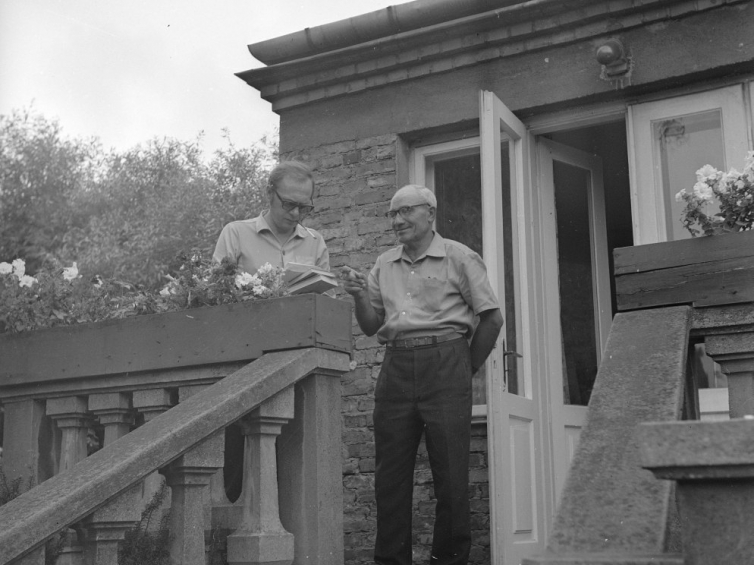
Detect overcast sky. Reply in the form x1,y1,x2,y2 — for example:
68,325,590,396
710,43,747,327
0,0,409,155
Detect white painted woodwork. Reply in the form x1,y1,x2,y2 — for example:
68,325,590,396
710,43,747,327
480,90,547,565
628,85,750,245
536,139,610,507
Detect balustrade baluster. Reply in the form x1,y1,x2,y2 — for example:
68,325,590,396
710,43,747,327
81,393,140,565
46,397,90,564
162,431,225,565
227,386,295,565
706,332,754,418
160,385,224,565
133,388,175,505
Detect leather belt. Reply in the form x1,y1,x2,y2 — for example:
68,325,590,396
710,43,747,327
386,333,464,350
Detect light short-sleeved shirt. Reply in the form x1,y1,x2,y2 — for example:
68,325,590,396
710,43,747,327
213,212,329,275
368,232,499,344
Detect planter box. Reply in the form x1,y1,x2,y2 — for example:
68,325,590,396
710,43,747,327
614,230,754,312
0,294,352,389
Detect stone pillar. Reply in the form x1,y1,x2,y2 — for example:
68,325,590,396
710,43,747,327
706,332,754,419
45,396,90,474
45,397,90,563
1,399,45,484
82,393,140,565
132,388,174,504
278,374,344,565
88,392,134,446
640,418,754,565
227,386,295,565
162,431,225,565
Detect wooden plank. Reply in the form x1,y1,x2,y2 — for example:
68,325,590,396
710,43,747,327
614,230,754,275
0,295,352,388
616,256,754,311
0,348,351,564
614,231,754,311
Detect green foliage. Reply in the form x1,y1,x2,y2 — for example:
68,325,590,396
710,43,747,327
0,465,34,506
118,481,171,565
0,253,289,334
0,108,277,288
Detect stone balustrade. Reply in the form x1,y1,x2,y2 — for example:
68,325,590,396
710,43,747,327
0,295,352,565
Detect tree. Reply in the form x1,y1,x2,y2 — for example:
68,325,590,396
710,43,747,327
0,108,277,288
0,108,100,273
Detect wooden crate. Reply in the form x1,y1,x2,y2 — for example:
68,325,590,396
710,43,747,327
614,230,754,312
0,294,352,388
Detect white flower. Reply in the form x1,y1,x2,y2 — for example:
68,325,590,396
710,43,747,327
692,181,714,202
256,263,274,276
0,262,12,275
18,275,37,288
11,259,25,277
93,275,103,288
675,189,687,202
235,272,259,289
159,287,171,297
695,164,719,182
62,262,79,281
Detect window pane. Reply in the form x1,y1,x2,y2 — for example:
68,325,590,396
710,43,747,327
553,161,598,406
433,145,518,400
652,110,725,240
434,154,483,255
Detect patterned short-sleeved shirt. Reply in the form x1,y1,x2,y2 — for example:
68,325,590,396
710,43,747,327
368,232,499,344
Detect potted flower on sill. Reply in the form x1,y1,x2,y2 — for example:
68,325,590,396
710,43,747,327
615,152,754,311
675,151,754,237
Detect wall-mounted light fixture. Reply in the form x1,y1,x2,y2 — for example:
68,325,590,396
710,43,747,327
596,38,632,80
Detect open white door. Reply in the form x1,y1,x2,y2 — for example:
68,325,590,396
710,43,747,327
537,138,611,504
480,91,547,564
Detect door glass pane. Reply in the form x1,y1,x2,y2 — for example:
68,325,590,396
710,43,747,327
432,142,518,400
553,161,598,406
652,110,725,241
435,154,483,255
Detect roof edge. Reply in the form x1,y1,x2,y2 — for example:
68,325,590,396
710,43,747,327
248,0,526,65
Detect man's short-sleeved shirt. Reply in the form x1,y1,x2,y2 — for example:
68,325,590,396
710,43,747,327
213,212,329,274
367,232,499,344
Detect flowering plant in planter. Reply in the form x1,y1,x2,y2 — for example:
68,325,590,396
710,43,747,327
0,252,288,334
675,151,754,236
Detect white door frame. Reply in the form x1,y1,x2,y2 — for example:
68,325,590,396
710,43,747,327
536,138,611,505
480,90,549,564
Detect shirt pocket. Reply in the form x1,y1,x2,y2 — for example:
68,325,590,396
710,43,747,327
417,276,447,312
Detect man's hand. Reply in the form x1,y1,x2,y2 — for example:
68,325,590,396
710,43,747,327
340,266,368,297
339,266,382,336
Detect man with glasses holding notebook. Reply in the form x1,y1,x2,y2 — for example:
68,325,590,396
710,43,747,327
213,160,329,274
342,184,503,565
213,160,330,500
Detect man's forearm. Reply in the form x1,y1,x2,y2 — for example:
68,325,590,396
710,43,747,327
469,309,504,372
353,292,383,337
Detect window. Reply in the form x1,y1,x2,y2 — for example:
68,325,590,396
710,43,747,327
629,84,751,244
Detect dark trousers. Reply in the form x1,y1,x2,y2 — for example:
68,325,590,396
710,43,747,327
373,338,473,565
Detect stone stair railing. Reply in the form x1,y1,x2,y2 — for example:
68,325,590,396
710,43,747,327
0,295,352,565
0,348,350,565
524,232,754,565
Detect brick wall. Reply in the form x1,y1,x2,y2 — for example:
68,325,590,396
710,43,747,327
283,135,491,565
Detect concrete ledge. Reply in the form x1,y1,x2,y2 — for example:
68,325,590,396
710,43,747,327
639,419,754,479
522,553,684,565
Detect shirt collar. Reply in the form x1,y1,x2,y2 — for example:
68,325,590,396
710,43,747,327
386,232,447,263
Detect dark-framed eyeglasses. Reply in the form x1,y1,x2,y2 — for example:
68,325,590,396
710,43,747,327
385,203,430,219
274,191,314,216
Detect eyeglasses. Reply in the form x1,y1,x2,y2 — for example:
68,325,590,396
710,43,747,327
385,203,430,219
274,191,314,216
